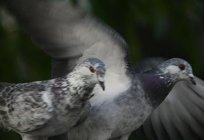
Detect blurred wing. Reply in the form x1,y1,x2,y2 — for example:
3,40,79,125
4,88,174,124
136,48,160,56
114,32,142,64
143,76,204,140
2,0,128,77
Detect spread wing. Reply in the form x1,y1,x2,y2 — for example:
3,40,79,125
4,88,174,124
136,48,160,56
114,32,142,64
135,58,204,140
143,77,204,140
2,0,128,78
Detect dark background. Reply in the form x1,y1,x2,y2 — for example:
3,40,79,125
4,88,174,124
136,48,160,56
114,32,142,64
0,0,204,139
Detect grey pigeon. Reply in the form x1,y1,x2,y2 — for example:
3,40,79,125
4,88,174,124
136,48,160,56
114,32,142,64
66,58,196,140
136,58,204,140
1,0,204,140
0,58,106,140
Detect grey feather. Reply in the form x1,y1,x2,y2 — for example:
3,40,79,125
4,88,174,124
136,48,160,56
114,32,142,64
65,58,196,140
143,76,204,140
0,58,106,140
1,0,127,78
134,58,204,140
2,1,204,140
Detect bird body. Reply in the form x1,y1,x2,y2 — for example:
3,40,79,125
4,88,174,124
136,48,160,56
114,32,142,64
0,58,106,140
82,76,152,140
67,58,196,140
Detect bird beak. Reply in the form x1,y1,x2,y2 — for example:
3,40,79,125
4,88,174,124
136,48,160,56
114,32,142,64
189,74,196,85
97,74,105,91
99,80,105,91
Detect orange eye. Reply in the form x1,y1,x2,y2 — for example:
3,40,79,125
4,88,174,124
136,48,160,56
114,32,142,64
178,64,185,70
89,66,95,73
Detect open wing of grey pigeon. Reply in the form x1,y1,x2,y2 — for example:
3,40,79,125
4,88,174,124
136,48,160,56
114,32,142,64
1,0,204,140
135,58,204,140
143,76,204,140
1,0,128,78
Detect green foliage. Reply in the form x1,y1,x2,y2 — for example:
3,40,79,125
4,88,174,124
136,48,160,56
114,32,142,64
0,20,50,82
0,132,21,140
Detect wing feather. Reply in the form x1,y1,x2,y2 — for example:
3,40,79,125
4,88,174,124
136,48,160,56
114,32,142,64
2,0,128,77
143,77,204,140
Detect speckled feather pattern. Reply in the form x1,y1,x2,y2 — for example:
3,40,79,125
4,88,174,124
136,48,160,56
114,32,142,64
0,77,86,133
0,58,106,139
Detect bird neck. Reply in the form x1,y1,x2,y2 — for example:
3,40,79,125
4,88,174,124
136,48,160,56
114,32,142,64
139,71,176,108
66,71,96,100
52,72,96,110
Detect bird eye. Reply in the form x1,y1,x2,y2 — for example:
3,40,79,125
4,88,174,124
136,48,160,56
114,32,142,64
178,64,186,70
89,66,95,73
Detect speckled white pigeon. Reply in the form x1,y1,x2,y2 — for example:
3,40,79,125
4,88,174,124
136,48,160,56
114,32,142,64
0,58,106,140
2,0,204,140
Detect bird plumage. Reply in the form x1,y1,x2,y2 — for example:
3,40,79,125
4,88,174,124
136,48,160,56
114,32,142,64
139,58,204,140
67,58,196,140
0,58,106,140
1,1,204,140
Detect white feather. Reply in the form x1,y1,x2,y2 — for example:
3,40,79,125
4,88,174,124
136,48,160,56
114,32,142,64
42,91,52,108
90,69,130,106
165,65,180,74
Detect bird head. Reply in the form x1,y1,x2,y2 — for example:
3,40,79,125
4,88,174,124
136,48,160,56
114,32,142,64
159,58,196,85
75,58,106,90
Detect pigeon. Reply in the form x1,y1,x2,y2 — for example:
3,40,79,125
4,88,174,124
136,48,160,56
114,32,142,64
136,58,204,140
0,58,106,140
1,0,204,140
64,58,196,140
